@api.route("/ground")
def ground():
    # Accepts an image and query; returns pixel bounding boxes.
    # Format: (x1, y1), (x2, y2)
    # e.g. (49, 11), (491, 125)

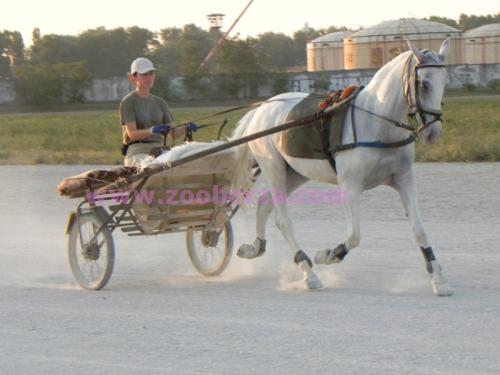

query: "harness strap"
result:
(320, 115), (338, 173)
(351, 105), (417, 131)
(318, 86), (363, 174)
(334, 134), (416, 151)
(127, 140), (158, 146)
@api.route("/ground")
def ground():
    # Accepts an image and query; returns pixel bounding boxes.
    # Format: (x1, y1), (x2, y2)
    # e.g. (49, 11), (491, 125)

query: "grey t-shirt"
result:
(119, 91), (174, 156)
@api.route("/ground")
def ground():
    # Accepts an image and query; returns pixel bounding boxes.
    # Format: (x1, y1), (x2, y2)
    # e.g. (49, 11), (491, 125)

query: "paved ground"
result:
(1, 163), (499, 374)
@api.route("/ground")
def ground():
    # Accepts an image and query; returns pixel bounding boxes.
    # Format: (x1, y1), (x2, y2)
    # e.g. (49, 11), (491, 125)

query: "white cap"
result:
(130, 57), (155, 75)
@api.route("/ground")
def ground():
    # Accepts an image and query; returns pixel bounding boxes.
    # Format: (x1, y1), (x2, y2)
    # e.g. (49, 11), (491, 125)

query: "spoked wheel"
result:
(67, 212), (115, 290)
(186, 221), (233, 276)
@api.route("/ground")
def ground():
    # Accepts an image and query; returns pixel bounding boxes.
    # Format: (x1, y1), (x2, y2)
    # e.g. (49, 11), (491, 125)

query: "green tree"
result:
(151, 27), (183, 77)
(30, 34), (80, 64)
(292, 27), (321, 66)
(78, 27), (154, 77)
(158, 27), (182, 45)
(0, 56), (9, 78)
(0, 30), (25, 77)
(2, 31), (25, 65)
(458, 13), (500, 30)
(30, 27), (154, 78)
(178, 24), (212, 77)
(425, 16), (458, 28)
(253, 32), (296, 71)
(291, 25), (349, 67)
(177, 24), (213, 96)
(213, 39), (266, 98)
(13, 61), (91, 106)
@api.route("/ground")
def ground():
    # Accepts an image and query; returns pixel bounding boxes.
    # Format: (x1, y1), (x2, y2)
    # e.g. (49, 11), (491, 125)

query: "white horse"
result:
(230, 39), (454, 296)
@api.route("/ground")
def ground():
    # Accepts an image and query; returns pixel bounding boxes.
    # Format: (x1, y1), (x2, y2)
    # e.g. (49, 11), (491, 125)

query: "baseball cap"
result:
(130, 57), (156, 75)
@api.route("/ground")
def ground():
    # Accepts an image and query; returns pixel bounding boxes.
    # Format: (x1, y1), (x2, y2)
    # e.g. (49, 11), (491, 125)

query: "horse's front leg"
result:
(394, 170), (453, 296)
(315, 186), (361, 264)
(273, 197), (323, 290)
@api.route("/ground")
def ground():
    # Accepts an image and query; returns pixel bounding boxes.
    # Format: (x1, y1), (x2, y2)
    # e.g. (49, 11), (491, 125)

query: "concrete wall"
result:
(0, 81), (16, 104)
(288, 70), (374, 93)
(83, 77), (132, 101)
(446, 64), (500, 87)
(289, 64), (500, 92)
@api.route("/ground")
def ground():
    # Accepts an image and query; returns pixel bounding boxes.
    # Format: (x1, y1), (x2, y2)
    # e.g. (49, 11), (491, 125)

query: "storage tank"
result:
(307, 31), (352, 71)
(344, 19), (462, 70)
(464, 23), (500, 64)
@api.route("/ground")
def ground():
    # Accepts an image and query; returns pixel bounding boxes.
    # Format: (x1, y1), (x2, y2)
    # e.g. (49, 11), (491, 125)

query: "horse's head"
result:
(404, 39), (450, 144)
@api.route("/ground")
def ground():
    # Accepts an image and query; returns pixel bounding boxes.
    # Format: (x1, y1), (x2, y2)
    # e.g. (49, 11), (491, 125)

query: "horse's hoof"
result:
(305, 274), (323, 290)
(432, 281), (454, 296)
(314, 244), (348, 265)
(314, 250), (329, 264)
(314, 249), (341, 265)
(237, 243), (259, 259)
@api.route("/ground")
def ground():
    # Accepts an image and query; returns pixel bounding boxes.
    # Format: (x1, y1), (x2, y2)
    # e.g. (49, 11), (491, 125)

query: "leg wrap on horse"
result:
(314, 243), (349, 264)
(256, 238), (266, 257)
(237, 237), (266, 259)
(331, 243), (349, 262)
(294, 250), (313, 268)
(420, 246), (436, 273)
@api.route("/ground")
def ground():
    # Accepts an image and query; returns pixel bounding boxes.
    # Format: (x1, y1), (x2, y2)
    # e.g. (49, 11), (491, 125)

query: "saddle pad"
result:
(281, 94), (351, 160)
(56, 166), (138, 198)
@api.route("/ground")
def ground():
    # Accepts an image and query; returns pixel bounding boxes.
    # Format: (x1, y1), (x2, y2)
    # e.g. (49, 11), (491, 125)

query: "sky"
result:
(4, 0), (499, 46)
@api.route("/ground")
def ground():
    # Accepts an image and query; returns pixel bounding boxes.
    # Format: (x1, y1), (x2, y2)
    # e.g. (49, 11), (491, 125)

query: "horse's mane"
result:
(366, 49), (443, 91)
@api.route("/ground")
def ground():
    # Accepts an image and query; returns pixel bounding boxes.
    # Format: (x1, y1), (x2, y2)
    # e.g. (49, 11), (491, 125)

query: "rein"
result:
(180, 101), (264, 130)
(164, 100), (263, 145)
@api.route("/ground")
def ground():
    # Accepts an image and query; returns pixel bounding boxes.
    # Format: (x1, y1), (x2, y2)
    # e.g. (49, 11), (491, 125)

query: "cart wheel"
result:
(186, 221), (233, 276)
(67, 212), (115, 290)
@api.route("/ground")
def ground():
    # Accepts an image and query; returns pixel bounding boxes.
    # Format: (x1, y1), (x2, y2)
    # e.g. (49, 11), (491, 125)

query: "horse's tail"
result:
(229, 108), (257, 194)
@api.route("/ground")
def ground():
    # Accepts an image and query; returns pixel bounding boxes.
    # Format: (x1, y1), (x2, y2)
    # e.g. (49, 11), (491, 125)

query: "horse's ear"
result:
(438, 38), (451, 63)
(406, 39), (425, 64)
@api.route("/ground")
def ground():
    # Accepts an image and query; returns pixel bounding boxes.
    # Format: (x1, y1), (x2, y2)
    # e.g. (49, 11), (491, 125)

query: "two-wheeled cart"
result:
(65, 148), (242, 290)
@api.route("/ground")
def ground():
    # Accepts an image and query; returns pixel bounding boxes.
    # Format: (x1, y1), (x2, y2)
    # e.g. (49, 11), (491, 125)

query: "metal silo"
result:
(307, 31), (352, 71)
(464, 23), (500, 64)
(344, 19), (462, 70)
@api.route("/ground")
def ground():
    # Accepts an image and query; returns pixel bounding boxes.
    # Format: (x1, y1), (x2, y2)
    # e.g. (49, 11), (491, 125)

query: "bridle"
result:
(403, 54), (446, 134)
(350, 53), (446, 139)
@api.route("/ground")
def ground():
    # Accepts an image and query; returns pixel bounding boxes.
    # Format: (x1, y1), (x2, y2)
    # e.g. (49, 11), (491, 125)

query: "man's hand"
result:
(185, 122), (198, 132)
(151, 124), (171, 135)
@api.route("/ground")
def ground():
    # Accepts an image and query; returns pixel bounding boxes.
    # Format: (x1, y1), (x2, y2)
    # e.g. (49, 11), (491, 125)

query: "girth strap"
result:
(320, 115), (338, 173)
(334, 134), (416, 151)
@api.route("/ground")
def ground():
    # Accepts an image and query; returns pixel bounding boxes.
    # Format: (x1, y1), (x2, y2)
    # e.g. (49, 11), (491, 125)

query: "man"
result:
(120, 57), (196, 166)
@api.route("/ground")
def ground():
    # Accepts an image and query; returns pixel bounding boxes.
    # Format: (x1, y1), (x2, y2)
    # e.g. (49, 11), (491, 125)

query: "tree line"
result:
(425, 13), (500, 30)
(1, 12), (498, 105)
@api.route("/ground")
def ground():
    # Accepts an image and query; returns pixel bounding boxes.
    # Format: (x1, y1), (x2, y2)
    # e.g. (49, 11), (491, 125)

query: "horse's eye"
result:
(421, 80), (430, 91)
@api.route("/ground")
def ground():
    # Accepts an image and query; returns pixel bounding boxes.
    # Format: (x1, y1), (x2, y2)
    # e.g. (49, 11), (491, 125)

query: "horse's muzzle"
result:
(424, 126), (442, 144)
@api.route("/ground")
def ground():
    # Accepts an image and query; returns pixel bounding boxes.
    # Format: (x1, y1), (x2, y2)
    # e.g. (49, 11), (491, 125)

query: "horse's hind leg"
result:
(238, 168), (308, 259)
(236, 190), (273, 259)
(239, 162), (322, 290)
(393, 169), (453, 296)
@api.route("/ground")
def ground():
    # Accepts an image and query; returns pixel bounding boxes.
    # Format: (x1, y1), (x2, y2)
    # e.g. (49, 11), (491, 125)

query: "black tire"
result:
(67, 212), (115, 290)
(186, 221), (233, 276)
